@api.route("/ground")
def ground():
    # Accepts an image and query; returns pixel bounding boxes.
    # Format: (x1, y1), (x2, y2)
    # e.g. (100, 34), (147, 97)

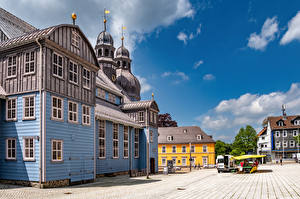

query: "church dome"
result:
(97, 31), (114, 46)
(116, 70), (141, 101)
(116, 46), (130, 58)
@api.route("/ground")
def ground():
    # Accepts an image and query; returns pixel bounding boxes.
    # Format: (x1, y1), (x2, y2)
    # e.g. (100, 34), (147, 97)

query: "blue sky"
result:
(3, 0), (300, 142)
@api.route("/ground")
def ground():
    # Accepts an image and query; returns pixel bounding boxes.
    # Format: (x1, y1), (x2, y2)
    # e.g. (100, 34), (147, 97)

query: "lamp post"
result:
(282, 104), (287, 161)
(189, 143), (192, 172)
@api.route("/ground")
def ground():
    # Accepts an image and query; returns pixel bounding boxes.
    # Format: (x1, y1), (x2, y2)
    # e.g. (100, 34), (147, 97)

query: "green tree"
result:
(231, 125), (257, 156)
(215, 140), (232, 156)
(294, 135), (300, 146)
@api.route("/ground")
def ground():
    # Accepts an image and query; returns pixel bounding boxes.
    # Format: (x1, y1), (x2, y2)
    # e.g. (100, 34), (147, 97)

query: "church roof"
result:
(257, 127), (267, 137)
(0, 8), (36, 39)
(265, 115), (300, 130)
(158, 126), (215, 144)
(121, 100), (159, 112)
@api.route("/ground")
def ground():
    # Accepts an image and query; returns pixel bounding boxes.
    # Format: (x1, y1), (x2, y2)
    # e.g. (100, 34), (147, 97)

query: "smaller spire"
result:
(71, 12), (77, 25)
(121, 25), (126, 46)
(103, 9), (110, 31)
(152, 93), (154, 100)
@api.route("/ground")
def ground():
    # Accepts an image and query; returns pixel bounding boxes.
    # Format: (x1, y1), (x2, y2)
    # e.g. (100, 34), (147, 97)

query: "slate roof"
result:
(0, 85), (6, 99)
(158, 126), (215, 144)
(95, 102), (142, 128)
(265, 115), (300, 130)
(121, 100), (159, 111)
(257, 127), (267, 137)
(0, 8), (36, 39)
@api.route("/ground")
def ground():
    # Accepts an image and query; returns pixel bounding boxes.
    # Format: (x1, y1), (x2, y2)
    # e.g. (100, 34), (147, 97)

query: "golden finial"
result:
(152, 93), (154, 100)
(71, 12), (77, 25)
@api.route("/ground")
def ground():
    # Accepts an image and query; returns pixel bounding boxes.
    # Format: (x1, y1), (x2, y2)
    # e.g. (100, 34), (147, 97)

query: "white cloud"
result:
(161, 71), (189, 84)
(203, 74), (215, 80)
(247, 16), (279, 50)
(177, 23), (202, 44)
(196, 83), (300, 142)
(194, 60), (204, 69)
(280, 11), (300, 45)
(136, 75), (152, 94)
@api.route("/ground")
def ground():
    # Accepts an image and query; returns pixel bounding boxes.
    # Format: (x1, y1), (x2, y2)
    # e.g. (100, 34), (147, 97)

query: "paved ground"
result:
(0, 163), (300, 199)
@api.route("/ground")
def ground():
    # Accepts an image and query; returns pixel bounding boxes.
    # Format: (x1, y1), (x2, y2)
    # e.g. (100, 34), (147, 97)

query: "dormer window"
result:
(278, 121), (284, 126)
(183, 129), (187, 133)
(294, 120), (300, 125)
(167, 136), (173, 141)
(197, 135), (203, 140)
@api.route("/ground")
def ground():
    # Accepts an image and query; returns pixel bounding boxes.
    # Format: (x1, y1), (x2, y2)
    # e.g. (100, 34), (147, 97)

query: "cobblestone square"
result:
(0, 163), (300, 199)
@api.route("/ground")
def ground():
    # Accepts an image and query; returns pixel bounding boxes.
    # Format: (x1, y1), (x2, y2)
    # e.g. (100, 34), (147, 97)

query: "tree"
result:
(294, 135), (300, 146)
(157, 113), (178, 127)
(231, 125), (257, 156)
(215, 140), (232, 156)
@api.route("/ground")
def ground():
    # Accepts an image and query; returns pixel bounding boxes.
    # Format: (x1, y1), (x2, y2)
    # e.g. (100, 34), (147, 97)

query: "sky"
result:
(3, 0), (300, 142)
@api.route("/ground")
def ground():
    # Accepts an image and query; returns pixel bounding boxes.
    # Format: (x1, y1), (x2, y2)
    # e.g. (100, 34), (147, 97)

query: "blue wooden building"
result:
(0, 8), (159, 187)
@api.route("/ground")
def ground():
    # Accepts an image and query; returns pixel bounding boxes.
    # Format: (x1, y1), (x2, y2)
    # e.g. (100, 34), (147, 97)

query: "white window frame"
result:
(172, 157), (177, 166)
(71, 31), (80, 48)
(23, 137), (35, 161)
(283, 140), (288, 148)
(295, 120), (300, 125)
(162, 157), (167, 166)
(99, 120), (106, 158)
(108, 93), (116, 103)
(290, 140), (295, 148)
(182, 145), (186, 153)
(83, 68), (90, 89)
(68, 101), (78, 123)
(191, 145), (195, 153)
(123, 126), (129, 158)
(6, 97), (17, 121)
(134, 129), (139, 158)
(276, 141), (281, 148)
(7, 55), (17, 78)
(278, 121), (284, 126)
(69, 60), (78, 84)
(203, 145), (207, 153)
(167, 136), (173, 141)
(6, 138), (16, 160)
(275, 131), (280, 137)
(283, 130), (288, 137)
(98, 88), (106, 99)
(182, 157), (187, 166)
(154, 113), (157, 124)
(293, 130), (299, 137)
(197, 135), (202, 140)
(162, 145), (166, 153)
(172, 145), (177, 153)
(51, 139), (63, 162)
(113, 123), (119, 158)
(150, 111), (153, 123)
(82, 105), (91, 126)
(23, 95), (35, 120)
(51, 96), (64, 121)
(53, 52), (63, 78)
(24, 51), (35, 74)
(138, 111), (144, 122)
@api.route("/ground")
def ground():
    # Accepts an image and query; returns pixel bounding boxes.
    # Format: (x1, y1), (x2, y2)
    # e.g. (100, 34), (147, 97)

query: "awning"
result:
(231, 155), (266, 161)
(0, 86), (6, 99)
(95, 104), (143, 128)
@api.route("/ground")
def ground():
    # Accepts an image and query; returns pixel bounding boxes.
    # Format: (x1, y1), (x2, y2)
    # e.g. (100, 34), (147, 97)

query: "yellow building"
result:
(158, 126), (215, 167)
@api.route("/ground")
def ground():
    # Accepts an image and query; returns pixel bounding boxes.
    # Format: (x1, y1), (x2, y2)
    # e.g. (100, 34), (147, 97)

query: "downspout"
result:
(129, 127), (132, 177)
(146, 109), (149, 179)
(36, 38), (43, 188)
(94, 117), (96, 181)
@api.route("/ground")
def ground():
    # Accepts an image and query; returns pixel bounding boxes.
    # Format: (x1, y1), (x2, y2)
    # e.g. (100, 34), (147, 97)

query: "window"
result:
(71, 31), (80, 48)
(276, 141), (281, 148)
(134, 129), (139, 158)
(99, 120), (105, 158)
(283, 130), (288, 137)
(167, 136), (173, 141)
(172, 157), (177, 166)
(105, 49), (109, 56)
(172, 146), (176, 153)
(24, 51), (35, 74)
(124, 126), (129, 158)
(82, 105), (90, 125)
(111, 51), (114, 58)
(98, 49), (102, 57)
(52, 140), (63, 161)
(113, 123), (119, 158)
(150, 130), (153, 143)
(290, 140), (295, 148)
(6, 98), (17, 121)
(162, 146), (166, 153)
(191, 145), (195, 153)
(162, 158), (167, 166)
(23, 96), (35, 120)
(294, 120), (300, 125)
(278, 121), (284, 126)
(264, 144), (267, 147)
(108, 93), (116, 103)
(283, 140), (288, 148)
(138, 111), (144, 122)
(23, 138), (34, 161)
(83, 68), (90, 89)
(182, 157), (187, 166)
(261, 136), (265, 140)
(7, 56), (17, 77)
(203, 145), (207, 153)
(150, 111), (153, 123)
(183, 129), (187, 133)
(68, 101), (78, 123)
(197, 135), (203, 140)
(52, 96), (63, 120)
(123, 61), (126, 68)
(275, 131), (280, 137)
(69, 61), (78, 84)
(6, 138), (16, 160)
(293, 130), (299, 137)
(98, 88), (106, 99)
(53, 53), (63, 78)
(182, 146), (186, 153)
(154, 113), (157, 124)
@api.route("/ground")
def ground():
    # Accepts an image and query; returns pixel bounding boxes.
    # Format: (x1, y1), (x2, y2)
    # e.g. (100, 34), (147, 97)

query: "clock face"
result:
(112, 74), (116, 82)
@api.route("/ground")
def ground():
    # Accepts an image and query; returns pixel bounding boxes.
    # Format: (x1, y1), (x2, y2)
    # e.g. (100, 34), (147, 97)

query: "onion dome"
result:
(116, 70), (141, 101)
(116, 46), (130, 57)
(97, 31), (114, 46)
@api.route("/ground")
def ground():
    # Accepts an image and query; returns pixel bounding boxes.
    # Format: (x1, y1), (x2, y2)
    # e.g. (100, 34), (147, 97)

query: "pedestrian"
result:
(280, 156), (283, 166)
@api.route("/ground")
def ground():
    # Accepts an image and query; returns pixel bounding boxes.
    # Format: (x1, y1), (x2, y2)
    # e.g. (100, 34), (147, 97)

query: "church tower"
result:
(95, 10), (117, 82)
(115, 29), (141, 101)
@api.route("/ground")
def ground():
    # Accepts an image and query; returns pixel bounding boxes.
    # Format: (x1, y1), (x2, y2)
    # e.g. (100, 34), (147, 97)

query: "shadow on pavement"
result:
(256, 169), (273, 173)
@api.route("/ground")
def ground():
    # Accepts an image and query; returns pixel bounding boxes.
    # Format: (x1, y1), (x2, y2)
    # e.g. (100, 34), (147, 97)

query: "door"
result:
(150, 158), (155, 174)
(203, 156), (208, 167)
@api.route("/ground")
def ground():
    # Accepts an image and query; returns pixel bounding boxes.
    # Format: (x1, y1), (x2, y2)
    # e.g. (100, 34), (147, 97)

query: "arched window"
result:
(123, 61), (126, 68)
(111, 51), (114, 58)
(98, 49), (102, 57)
(105, 49), (109, 57)
(117, 61), (120, 66)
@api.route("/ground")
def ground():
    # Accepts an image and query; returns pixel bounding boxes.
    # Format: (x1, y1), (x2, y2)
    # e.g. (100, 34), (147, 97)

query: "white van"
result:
(216, 155), (235, 173)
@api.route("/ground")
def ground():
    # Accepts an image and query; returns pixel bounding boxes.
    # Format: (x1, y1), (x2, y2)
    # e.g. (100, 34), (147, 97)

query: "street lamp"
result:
(282, 104), (286, 161)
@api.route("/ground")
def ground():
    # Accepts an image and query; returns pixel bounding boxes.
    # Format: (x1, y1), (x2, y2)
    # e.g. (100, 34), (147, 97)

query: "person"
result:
(280, 156), (283, 166)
